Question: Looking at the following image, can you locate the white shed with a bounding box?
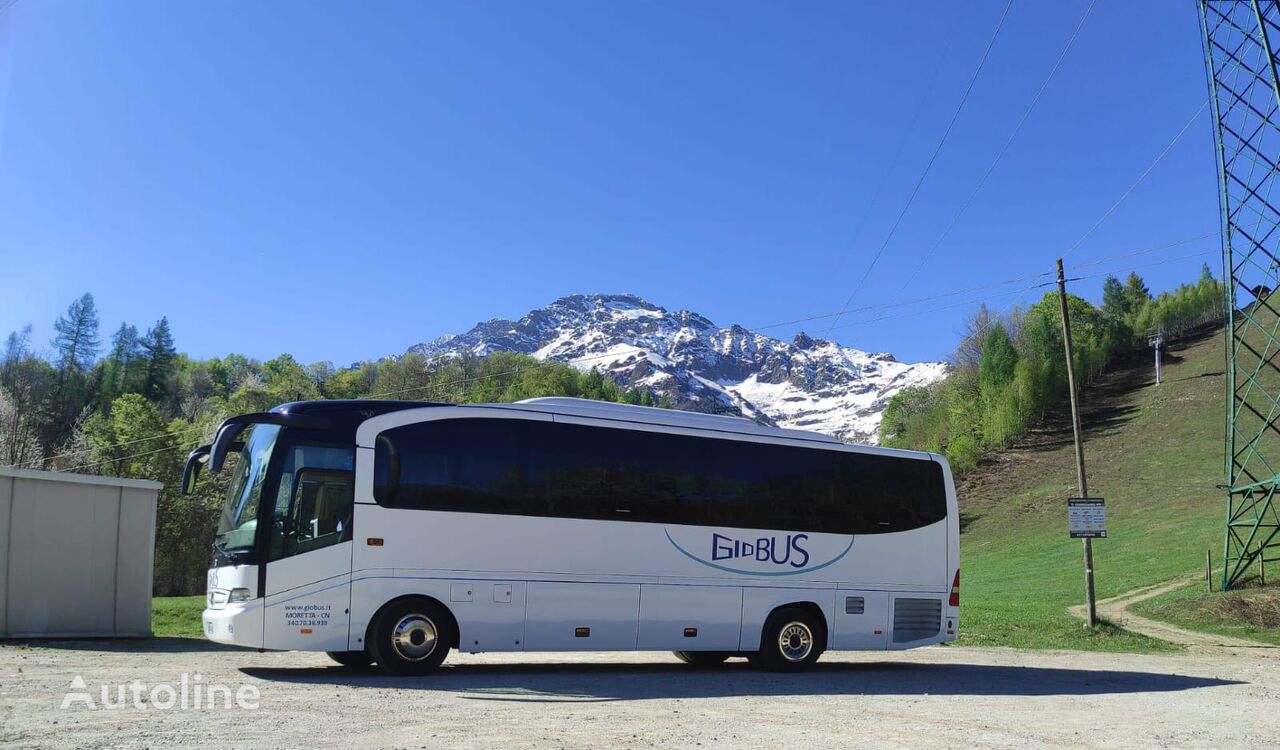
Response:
[0,466,160,638]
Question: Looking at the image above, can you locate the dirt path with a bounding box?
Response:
[1069,578,1277,652]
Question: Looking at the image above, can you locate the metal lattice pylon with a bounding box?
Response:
[1200,0,1280,590]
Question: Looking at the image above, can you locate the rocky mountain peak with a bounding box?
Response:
[407,294,947,444]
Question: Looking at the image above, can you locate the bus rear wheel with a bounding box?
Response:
[368,598,455,676]
[673,651,731,667]
[755,607,823,672]
[326,650,373,669]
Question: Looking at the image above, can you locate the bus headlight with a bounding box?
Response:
[228,588,252,603]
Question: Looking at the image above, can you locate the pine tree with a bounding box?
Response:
[100,323,142,405]
[582,368,607,401]
[48,294,101,445]
[1101,275,1135,345]
[51,293,101,373]
[978,324,1018,395]
[141,317,177,404]
[1101,275,1128,320]
[1123,272,1151,311]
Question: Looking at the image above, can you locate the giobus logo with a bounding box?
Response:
[712,532,810,568]
[664,528,853,576]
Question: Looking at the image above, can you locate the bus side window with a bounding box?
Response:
[845,454,946,534]
[282,469,354,556]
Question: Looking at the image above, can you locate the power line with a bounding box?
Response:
[1061,98,1209,262]
[823,0,1016,337]
[828,28,959,283]
[754,273,1052,332]
[1068,231,1218,269]
[18,422,208,471]
[755,230,1217,332]
[831,15,1201,342]
[982,97,1208,322]
[899,0,1099,292]
[822,247,1220,333]
[54,443,192,476]
[1068,247,1220,285]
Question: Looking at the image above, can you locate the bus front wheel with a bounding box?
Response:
[368,598,456,676]
[755,607,824,672]
[673,650,731,667]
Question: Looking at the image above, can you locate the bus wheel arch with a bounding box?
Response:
[365,595,459,676]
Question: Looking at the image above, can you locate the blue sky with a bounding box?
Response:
[0,0,1219,365]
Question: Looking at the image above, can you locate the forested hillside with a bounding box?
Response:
[0,301,658,595]
[880,265,1225,473]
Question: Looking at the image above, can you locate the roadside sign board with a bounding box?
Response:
[1068,498,1106,538]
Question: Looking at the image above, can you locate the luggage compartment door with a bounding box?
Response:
[832,589,889,650]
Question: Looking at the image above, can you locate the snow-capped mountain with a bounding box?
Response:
[408,294,947,445]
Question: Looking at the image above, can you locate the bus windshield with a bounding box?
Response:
[214,424,282,555]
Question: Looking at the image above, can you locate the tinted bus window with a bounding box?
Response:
[372,417,946,534]
[374,419,539,515]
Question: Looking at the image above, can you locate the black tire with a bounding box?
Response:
[367,598,455,676]
[326,650,373,669]
[755,607,824,672]
[673,650,731,667]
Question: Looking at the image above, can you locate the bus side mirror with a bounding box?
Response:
[183,463,200,495]
[183,446,211,496]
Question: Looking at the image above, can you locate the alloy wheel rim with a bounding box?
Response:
[777,621,813,662]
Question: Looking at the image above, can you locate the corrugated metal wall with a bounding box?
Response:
[0,467,160,638]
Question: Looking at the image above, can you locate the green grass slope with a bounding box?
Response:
[957,326,1228,651]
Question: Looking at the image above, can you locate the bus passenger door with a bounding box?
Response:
[262,466,356,652]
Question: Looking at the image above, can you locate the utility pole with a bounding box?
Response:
[1148,331,1163,385]
[1058,259,1097,628]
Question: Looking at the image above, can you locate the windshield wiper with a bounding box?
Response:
[211,536,249,563]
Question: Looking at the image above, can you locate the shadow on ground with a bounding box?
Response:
[4,637,246,653]
[239,660,1241,701]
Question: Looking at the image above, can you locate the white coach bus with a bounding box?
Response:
[185,397,959,675]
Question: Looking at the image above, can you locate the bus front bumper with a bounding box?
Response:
[202,601,263,648]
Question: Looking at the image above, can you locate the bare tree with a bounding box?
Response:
[0,385,43,468]
[952,304,994,369]
[45,407,96,473]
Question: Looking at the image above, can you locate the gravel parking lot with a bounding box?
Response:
[1,639,1276,749]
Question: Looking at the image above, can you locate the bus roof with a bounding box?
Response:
[506,397,844,445]
[267,397,938,459]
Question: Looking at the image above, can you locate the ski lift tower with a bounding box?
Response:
[1148,330,1164,386]
[1199,0,1280,589]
